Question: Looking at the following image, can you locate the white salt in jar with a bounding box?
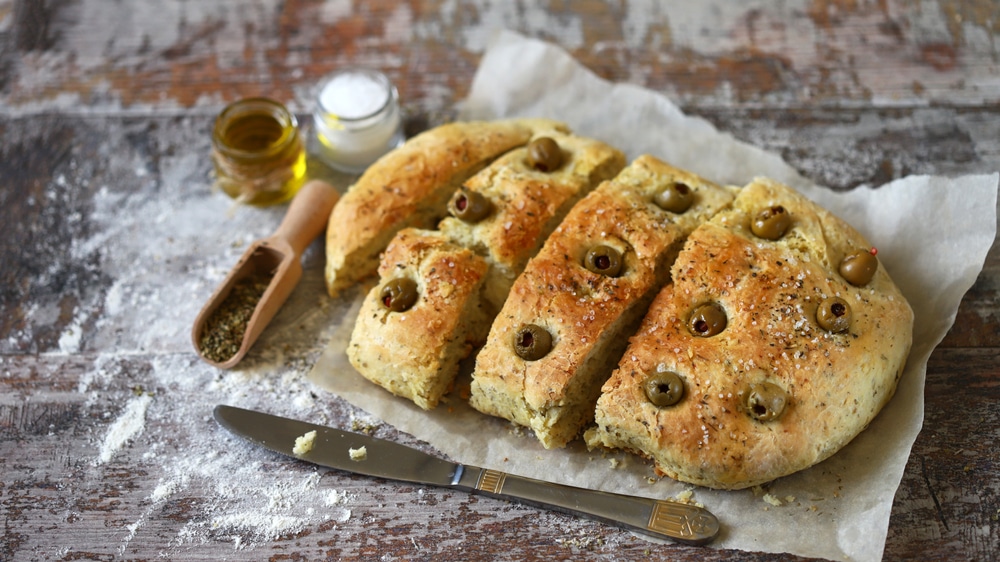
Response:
[312,69,404,173]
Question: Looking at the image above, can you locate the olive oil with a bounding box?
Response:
[212,98,307,206]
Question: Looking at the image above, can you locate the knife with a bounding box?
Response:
[213,404,720,545]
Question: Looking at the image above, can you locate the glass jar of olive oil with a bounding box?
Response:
[211,97,307,206]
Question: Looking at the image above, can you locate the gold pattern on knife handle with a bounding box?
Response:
[476,469,507,494]
[648,500,714,538]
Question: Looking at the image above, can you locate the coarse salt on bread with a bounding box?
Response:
[470,156,736,448]
[585,177,914,489]
[348,132,624,409]
[325,118,568,297]
[347,228,490,410]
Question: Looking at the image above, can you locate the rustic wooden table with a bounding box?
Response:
[2,1,998,560]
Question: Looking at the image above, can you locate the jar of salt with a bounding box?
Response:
[312,69,404,173]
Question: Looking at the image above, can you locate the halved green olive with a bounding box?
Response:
[380,277,418,312]
[644,371,685,407]
[745,382,789,422]
[526,137,563,172]
[583,245,623,277]
[839,249,878,286]
[448,187,492,223]
[513,324,552,361]
[817,296,851,333]
[688,302,727,337]
[751,205,792,240]
[654,181,694,213]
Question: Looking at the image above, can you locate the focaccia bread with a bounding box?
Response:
[348,133,625,409]
[469,156,736,448]
[324,118,568,296]
[585,177,914,489]
[438,131,626,310]
[347,228,491,410]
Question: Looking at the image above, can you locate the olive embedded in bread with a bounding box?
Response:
[644,371,685,407]
[745,381,789,421]
[654,181,694,213]
[526,137,563,172]
[751,205,791,240]
[448,187,492,223]
[380,277,418,312]
[583,244,623,277]
[688,302,727,337]
[840,249,878,286]
[817,296,851,333]
[513,324,552,361]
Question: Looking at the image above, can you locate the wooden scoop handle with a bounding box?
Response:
[270,180,340,256]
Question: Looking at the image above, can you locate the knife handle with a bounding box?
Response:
[451,466,719,545]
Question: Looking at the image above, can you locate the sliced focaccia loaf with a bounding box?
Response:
[325,118,568,297]
[347,133,625,410]
[585,177,914,489]
[469,156,736,448]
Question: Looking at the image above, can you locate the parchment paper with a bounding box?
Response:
[309,31,999,561]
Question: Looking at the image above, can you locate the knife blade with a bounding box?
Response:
[213,404,720,546]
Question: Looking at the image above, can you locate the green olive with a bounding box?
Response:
[745,382,789,422]
[688,302,727,337]
[513,324,553,361]
[654,181,694,213]
[526,137,563,172]
[583,245,623,277]
[839,249,878,286]
[380,277,418,312]
[751,205,792,240]
[816,296,851,333]
[644,371,685,407]
[448,187,492,223]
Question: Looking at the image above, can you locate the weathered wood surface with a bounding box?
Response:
[2,1,999,560]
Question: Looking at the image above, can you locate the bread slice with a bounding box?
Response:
[437,131,627,310]
[469,156,736,448]
[347,132,625,409]
[585,177,914,489]
[347,228,491,410]
[325,118,568,297]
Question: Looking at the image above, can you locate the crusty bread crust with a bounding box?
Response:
[347,228,490,410]
[348,133,624,410]
[585,177,914,489]
[438,131,626,310]
[469,156,736,448]
[325,119,568,296]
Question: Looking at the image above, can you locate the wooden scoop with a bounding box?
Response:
[192,179,340,369]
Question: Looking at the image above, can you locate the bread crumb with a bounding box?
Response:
[672,487,705,508]
[350,417,378,435]
[763,493,783,506]
[608,458,620,469]
[292,430,317,456]
[349,446,367,461]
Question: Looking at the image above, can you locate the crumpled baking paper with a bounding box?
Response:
[310,31,998,561]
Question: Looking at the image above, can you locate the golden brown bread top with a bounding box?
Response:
[324,118,568,296]
[590,177,914,489]
[352,228,490,373]
[437,131,626,309]
[470,156,736,444]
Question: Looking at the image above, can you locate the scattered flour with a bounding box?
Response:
[97,393,153,464]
